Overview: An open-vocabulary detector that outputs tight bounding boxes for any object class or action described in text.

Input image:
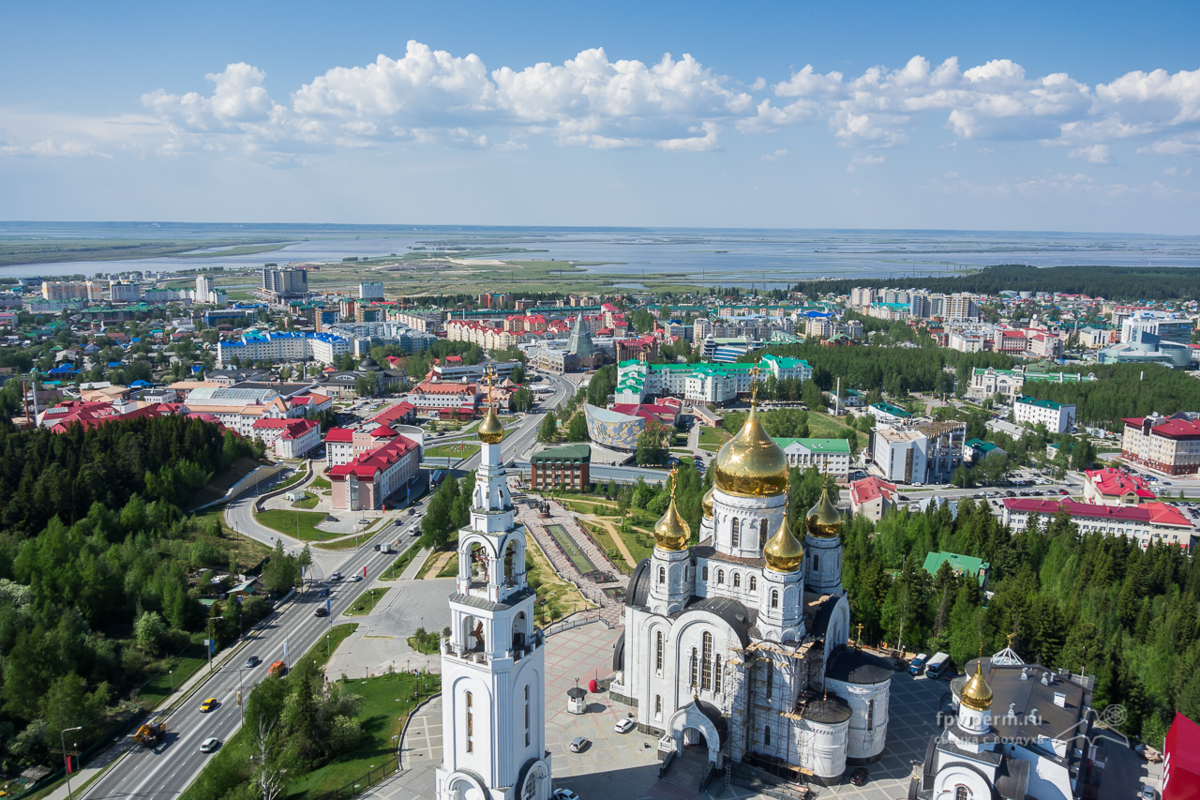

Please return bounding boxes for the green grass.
[579,520,632,574]
[310,475,332,491]
[255,508,333,542]
[275,464,310,491]
[135,653,207,709]
[698,426,731,452]
[424,442,480,459]
[299,623,359,676]
[436,553,460,578]
[345,588,389,617]
[807,411,868,448]
[380,547,422,581]
[406,633,442,655]
[291,492,320,509]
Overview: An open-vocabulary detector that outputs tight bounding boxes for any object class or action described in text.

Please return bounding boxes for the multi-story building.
[969,366,1097,399]
[1014,396,1076,434]
[390,310,443,333]
[529,444,591,491]
[849,476,898,523]
[849,287,875,309]
[1120,311,1193,344]
[325,424,418,468]
[1025,332,1063,360]
[772,437,851,478]
[1083,467,1156,506]
[329,434,421,511]
[867,402,911,425]
[216,331,350,366]
[261,267,308,298]
[945,293,980,322]
[41,281,103,302]
[1121,413,1200,476]
[108,280,141,303]
[870,420,964,484]
[1002,498,1194,551]
[250,417,321,459]
[614,355,811,405]
[193,276,226,305]
[324,320,437,356]
[408,380,480,413]
[359,282,385,301]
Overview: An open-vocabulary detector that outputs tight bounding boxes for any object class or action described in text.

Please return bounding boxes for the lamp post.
[61,726,82,800]
[206,616,224,673]
[168,669,174,694]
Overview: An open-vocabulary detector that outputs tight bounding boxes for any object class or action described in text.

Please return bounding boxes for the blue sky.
[2,0,1199,232]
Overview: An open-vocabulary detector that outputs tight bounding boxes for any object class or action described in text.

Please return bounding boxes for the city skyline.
[2,0,1200,233]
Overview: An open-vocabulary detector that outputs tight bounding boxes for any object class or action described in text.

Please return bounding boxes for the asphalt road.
[82,373,575,800]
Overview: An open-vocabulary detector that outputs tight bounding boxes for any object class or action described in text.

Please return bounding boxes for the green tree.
[566,413,588,442]
[537,414,558,443]
[135,610,167,655]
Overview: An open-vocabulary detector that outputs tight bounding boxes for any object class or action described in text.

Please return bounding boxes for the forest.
[842,498,1200,747]
[789,264,1200,301]
[0,417,289,774]
[1016,362,1200,429]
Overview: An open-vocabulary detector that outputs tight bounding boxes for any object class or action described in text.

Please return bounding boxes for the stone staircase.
[660,746,711,793]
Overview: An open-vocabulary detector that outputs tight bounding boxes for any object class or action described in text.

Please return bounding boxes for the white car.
[614,718,636,734]
[199,737,220,753]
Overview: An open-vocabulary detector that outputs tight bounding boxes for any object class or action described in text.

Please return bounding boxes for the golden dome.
[653,494,691,551]
[805,486,842,538]
[960,659,993,711]
[763,516,804,573]
[702,486,714,518]
[477,404,505,444]
[713,403,788,497]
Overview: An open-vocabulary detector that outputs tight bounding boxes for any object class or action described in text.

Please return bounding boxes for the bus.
[924,652,951,680]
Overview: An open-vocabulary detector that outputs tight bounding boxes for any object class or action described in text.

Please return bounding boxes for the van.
[268,660,287,677]
[923,652,951,680]
[908,653,929,676]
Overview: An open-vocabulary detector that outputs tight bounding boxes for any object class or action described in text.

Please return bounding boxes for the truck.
[268,660,288,677]
[923,652,951,680]
[132,717,167,748]
[380,543,396,554]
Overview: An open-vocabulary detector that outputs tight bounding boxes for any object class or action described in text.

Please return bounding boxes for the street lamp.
[206,616,224,673]
[61,726,82,800]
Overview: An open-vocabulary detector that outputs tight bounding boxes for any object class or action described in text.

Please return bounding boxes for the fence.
[309,755,401,800]
[544,608,609,637]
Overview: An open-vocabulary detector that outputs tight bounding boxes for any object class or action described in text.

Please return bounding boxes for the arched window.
[867,698,875,732]
[749,576,757,592]
[763,724,771,746]
[760,518,768,548]
[702,566,709,581]
[717,570,725,585]
[714,655,722,693]
[524,685,531,746]
[771,589,779,608]
[701,632,713,691]
[733,573,741,588]
[812,553,820,572]
[655,631,664,673]
[659,566,666,584]
[955,787,969,800]
[466,691,474,753]
[766,663,773,698]
[690,648,699,688]
[655,695,662,718]
[731,518,740,548]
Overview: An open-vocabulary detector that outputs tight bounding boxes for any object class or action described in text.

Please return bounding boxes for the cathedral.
[610,393,892,786]
[436,395,553,800]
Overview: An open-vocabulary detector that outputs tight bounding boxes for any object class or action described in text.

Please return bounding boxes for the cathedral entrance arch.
[443,770,489,800]
[667,701,723,766]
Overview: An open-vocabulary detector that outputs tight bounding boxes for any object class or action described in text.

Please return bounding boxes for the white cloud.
[761,148,787,161]
[656,121,720,151]
[847,152,885,172]
[1069,144,1112,164]
[1137,132,1200,157]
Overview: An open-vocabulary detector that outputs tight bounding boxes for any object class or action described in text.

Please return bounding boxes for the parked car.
[244,655,260,668]
[199,737,221,753]
[552,790,580,800]
[614,718,636,734]
[568,736,589,753]
[372,544,381,551]
[1140,787,1157,800]
[849,767,869,786]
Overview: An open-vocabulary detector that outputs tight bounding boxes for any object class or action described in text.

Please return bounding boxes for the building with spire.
[610,376,891,791]
[912,644,1096,800]
[565,313,603,371]
[435,380,553,800]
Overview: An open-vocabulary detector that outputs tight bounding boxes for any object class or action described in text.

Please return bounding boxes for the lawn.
[187,456,268,510]
[274,463,310,491]
[134,651,207,710]
[424,442,480,459]
[256,508,331,542]
[380,547,422,581]
[188,506,271,574]
[310,474,332,491]
[524,533,591,625]
[807,411,868,448]
[292,492,319,509]
[345,588,389,617]
[436,552,460,578]
[579,520,632,574]
[698,426,731,452]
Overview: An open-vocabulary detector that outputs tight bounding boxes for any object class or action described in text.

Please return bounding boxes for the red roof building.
[1002,498,1194,551]
[1084,467,1156,505]
[849,477,898,523]
[328,435,420,511]
[1164,712,1200,800]
[610,402,678,425]
[1122,413,1200,476]
[370,401,417,429]
[251,417,320,459]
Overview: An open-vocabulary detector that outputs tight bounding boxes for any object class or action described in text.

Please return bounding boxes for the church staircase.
[659,745,711,794]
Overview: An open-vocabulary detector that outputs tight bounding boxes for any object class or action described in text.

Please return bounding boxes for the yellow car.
[199,697,219,713]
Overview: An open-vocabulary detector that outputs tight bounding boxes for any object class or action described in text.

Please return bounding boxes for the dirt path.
[421,550,454,579]
[582,514,638,570]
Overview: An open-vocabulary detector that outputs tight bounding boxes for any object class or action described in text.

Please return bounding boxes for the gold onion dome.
[960,659,994,711]
[713,403,788,497]
[702,486,715,518]
[806,486,843,538]
[763,515,805,573]
[477,404,505,444]
[653,494,691,551]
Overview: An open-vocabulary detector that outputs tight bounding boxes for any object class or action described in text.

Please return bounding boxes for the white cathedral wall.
[824,678,889,761]
[1010,745,1074,800]
[711,489,787,561]
[695,559,765,609]
[933,762,994,800]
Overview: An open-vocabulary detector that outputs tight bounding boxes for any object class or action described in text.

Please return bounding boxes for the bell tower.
[436,368,552,800]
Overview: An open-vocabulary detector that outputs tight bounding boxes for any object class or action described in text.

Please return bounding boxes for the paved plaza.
[374,623,957,800]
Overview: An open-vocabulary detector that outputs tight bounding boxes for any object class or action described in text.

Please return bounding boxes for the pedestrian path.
[399,548,430,580]
[581,513,639,569]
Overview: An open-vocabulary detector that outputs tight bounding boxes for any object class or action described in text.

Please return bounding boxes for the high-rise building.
[359,282,384,301]
[261,267,308,297]
[108,280,141,304]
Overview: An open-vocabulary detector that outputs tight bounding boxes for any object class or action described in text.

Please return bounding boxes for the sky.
[2,0,1200,233]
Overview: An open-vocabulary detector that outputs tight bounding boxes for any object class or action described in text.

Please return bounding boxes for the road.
[81,371,575,800]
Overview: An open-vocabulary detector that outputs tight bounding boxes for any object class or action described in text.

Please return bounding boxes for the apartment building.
[1014,396,1076,434]
[250,417,321,459]
[216,331,350,366]
[329,434,421,511]
[359,282,385,300]
[1121,413,1200,476]
[1002,498,1194,551]
[42,281,103,302]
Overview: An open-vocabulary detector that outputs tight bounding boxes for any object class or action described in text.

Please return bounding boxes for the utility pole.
[54,726,83,800]
[206,616,224,672]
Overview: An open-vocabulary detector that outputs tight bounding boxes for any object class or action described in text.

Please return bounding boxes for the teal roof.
[1016,395,1069,410]
[870,402,911,418]
[965,438,999,452]
[772,437,851,454]
[531,444,591,463]
[922,551,989,584]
